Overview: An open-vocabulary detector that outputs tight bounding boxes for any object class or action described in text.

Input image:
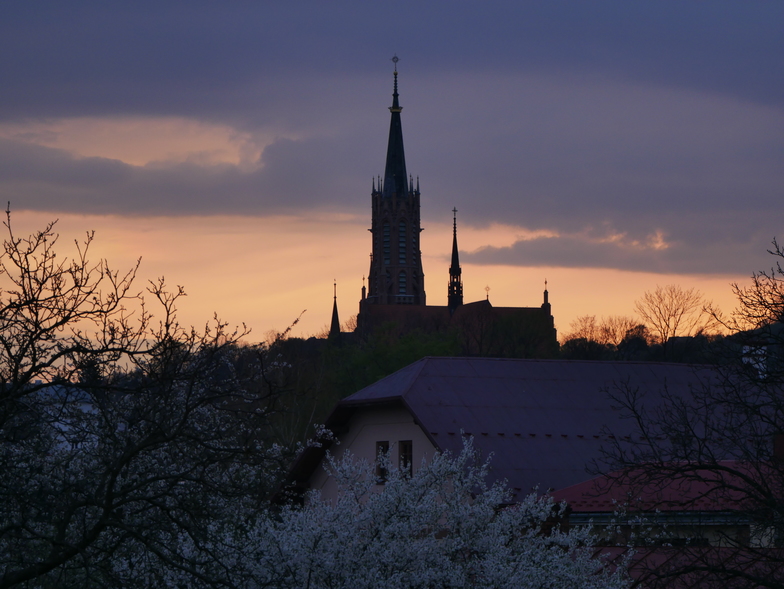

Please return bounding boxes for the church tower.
[365,57,426,306]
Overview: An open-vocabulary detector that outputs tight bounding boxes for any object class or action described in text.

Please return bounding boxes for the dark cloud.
[463,231,776,276]
[1,1,782,120]
[1,1,782,275]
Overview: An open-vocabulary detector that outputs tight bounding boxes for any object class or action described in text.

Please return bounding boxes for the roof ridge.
[341,356,431,404]
[419,356,716,369]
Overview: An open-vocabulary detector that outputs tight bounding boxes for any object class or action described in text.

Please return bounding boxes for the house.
[286,356,720,503]
[285,356,784,585]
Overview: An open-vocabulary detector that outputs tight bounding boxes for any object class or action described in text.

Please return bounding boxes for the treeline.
[559,284,724,363]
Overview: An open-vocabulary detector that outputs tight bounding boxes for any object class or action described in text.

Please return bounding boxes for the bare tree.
[724,238,784,333]
[0,213,292,588]
[561,315,648,360]
[599,315,640,348]
[634,284,719,358]
[562,315,640,348]
[602,246,784,588]
[563,315,599,343]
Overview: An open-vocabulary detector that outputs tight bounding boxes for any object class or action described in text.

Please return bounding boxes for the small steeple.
[448,207,463,312]
[542,279,551,314]
[329,281,341,339]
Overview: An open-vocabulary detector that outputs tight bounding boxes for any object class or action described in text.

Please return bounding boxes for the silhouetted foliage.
[0,214,294,588]
[559,313,724,363]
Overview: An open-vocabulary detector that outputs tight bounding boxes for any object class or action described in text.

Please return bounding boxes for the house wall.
[308,405,437,503]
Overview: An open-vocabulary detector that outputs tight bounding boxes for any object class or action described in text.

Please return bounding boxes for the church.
[333,60,557,359]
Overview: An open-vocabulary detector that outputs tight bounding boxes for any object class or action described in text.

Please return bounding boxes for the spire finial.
[485,285,491,301]
[333,279,337,300]
[452,207,458,234]
[390,55,401,112]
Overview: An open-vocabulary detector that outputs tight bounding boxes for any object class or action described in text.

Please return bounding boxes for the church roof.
[288,357,721,500]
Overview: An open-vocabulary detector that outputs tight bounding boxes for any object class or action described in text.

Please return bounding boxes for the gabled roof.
[288,357,720,500]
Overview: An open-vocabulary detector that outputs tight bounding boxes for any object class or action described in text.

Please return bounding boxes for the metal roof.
[341,357,720,499]
[285,357,721,501]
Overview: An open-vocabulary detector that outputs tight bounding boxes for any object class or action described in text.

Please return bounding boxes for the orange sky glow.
[7,210,748,344]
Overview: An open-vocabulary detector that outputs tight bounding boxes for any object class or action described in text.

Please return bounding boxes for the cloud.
[0,117,266,168]
[1,1,782,123]
[1,67,782,278]
[0,131,375,216]
[462,228,773,276]
[2,1,782,276]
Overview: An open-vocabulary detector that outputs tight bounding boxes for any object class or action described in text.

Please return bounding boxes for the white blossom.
[245,439,631,589]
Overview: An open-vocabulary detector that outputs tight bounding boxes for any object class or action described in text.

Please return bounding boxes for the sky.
[1,1,782,340]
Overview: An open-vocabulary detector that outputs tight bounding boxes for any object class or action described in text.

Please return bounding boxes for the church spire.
[448,208,463,312]
[329,281,341,339]
[382,55,408,198]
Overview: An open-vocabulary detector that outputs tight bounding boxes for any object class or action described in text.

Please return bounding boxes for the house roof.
[551,465,750,513]
[288,357,720,500]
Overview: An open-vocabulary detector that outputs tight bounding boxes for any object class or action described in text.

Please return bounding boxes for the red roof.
[551,465,752,512]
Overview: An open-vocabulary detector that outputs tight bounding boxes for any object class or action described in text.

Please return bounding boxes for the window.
[383,223,390,265]
[398,221,407,264]
[398,271,407,295]
[399,440,413,476]
[375,441,389,483]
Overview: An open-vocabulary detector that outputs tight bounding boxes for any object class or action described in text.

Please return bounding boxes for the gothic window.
[398,271,407,295]
[383,223,390,265]
[398,220,407,264]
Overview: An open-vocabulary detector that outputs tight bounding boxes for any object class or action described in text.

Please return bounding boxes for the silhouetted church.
[334,60,557,358]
